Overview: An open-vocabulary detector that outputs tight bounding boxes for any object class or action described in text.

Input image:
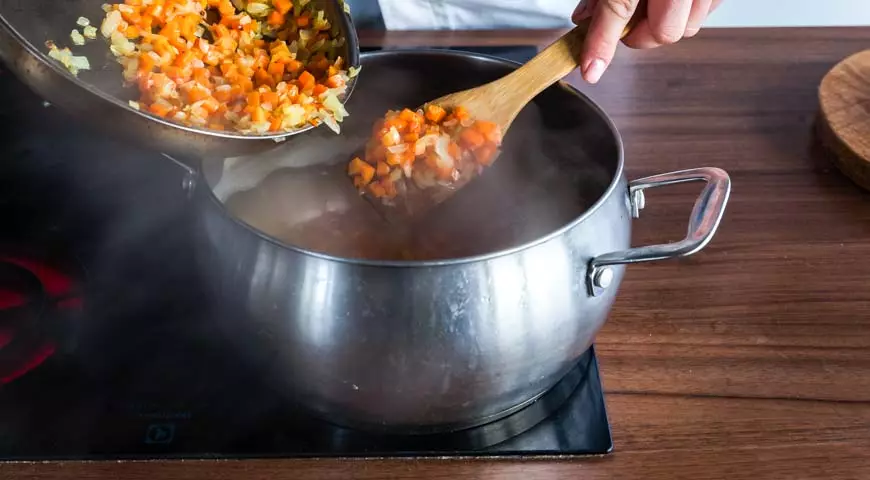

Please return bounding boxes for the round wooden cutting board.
[818,49,870,191]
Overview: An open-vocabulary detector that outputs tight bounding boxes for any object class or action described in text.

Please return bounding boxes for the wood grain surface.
[6,26,870,479]
[818,49,870,191]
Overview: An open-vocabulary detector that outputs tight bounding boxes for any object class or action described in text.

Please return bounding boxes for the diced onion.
[101,10,122,38]
[434,135,455,168]
[415,134,438,156]
[70,29,86,46]
[245,2,271,17]
[47,42,91,76]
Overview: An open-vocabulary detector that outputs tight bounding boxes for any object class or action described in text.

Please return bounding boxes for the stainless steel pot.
[169,50,731,433]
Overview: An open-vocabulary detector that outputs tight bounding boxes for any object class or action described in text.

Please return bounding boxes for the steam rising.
[212,55,617,261]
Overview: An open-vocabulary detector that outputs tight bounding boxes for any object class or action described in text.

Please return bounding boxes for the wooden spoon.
[360,14,642,224]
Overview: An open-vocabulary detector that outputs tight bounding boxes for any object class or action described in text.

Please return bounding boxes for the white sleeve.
[379,0,576,30]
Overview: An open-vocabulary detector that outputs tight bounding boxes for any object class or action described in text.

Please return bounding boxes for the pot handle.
[586,167,731,297]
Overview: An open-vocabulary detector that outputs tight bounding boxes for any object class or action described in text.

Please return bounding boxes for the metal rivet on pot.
[592,267,614,289]
[630,189,646,218]
[182,175,196,197]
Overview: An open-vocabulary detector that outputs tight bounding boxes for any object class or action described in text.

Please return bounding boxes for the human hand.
[572,0,724,84]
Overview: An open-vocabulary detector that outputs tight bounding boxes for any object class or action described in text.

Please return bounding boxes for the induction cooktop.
[0,45,612,460]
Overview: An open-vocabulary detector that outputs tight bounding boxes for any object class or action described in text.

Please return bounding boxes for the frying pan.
[0,0,360,159]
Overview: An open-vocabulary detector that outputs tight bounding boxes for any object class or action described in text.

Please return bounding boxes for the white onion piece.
[434,135,454,169]
[386,144,407,154]
[101,10,122,38]
[415,134,438,156]
[382,126,401,146]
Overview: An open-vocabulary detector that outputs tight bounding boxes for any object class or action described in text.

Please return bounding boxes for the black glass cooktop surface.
[0,45,612,460]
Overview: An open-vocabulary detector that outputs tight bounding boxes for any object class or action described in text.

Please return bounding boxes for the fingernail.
[583,58,607,84]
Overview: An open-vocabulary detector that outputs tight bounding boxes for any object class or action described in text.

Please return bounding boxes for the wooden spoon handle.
[477,14,641,131]
[509,18,636,97]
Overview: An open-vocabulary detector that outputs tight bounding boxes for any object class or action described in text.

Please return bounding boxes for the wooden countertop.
[7,27,870,479]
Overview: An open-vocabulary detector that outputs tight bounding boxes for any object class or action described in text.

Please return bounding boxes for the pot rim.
[204,49,626,268]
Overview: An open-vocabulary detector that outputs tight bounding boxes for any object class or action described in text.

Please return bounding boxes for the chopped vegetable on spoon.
[348,104,503,204]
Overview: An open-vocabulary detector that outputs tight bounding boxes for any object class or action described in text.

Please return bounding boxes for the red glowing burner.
[0,251,83,385]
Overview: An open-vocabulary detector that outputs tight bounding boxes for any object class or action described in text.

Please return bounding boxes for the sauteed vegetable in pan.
[46,0,354,134]
[0,0,359,158]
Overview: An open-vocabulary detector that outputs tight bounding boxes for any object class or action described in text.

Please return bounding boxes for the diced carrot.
[139,15,153,31]
[267,10,285,27]
[453,105,470,121]
[273,0,293,15]
[161,65,182,80]
[193,68,210,86]
[213,88,232,102]
[376,161,390,177]
[200,97,221,113]
[286,59,303,73]
[473,144,498,166]
[187,86,210,103]
[125,25,141,39]
[120,9,141,24]
[385,152,403,166]
[254,68,275,87]
[296,14,310,27]
[247,91,261,108]
[399,109,417,122]
[148,102,173,117]
[425,104,446,123]
[459,128,486,149]
[348,158,375,186]
[447,141,461,160]
[268,61,285,77]
[384,117,407,132]
[217,0,235,16]
[382,179,397,198]
[313,84,328,96]
[138,53,156,73]
[269,116,283,131]
[474,120,503,143]
[298,70,315,90]
[367,183,387,198]
[174,50,195,68]
[251,106,267,123]
[347,157,368,175]
[237,76,254,92]
[262,91,280,105]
